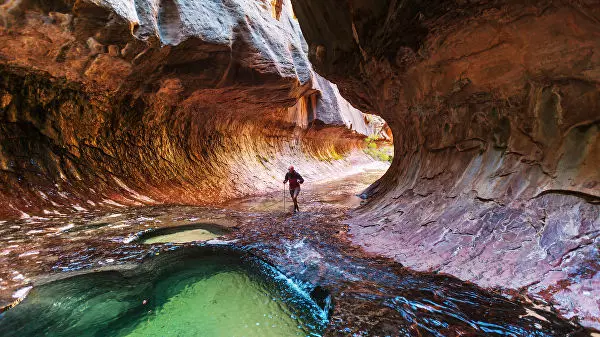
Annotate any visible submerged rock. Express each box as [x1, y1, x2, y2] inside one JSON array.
[[138, 223, 230, 244]]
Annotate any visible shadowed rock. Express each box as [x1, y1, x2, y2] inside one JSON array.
[[291, 0, 600, 329]]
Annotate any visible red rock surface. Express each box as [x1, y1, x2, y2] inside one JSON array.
[[0, 0, 385, 218], [2, 0, 598, 331], [0, 167, 587, 336], [291, 0, 600, 329]]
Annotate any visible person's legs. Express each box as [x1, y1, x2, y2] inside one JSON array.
[[291, 187, 300, 211], [289, 189, 296, 211], [289, 188, 299, 211]]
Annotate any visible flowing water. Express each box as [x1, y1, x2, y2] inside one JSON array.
[[0, 248, 326, 337]]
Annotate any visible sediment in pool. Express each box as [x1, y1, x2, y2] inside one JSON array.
[[0, 246, 327, 337], [138, 223, 231, 244]]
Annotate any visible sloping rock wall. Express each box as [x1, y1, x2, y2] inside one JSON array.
[[291, 0, 600, 329], [0, 0, 379, 218]]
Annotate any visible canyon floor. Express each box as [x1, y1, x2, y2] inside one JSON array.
[[0, 163, 595, 336]]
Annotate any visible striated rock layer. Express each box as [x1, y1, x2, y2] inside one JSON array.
[[291, 0, 600, 329], [0, 0, 382, 218]]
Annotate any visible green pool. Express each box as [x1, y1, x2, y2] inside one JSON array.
[[0, 248, 326, 337], [139, 224, 230, 244]]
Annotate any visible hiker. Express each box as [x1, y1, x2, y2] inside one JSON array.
[[283, 165, 304, 212]]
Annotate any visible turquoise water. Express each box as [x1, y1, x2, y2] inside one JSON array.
[[0, 250, 326, 337]]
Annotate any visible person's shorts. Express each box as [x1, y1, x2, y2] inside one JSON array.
[[289, 187, 300, 198]]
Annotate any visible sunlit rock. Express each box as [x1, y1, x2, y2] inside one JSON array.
[[0, 0, 388, 218]]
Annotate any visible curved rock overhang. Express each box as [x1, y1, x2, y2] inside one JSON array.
[[291, 0, 600, 329], [0, 0, 388, 218]]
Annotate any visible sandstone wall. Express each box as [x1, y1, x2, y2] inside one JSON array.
[[0, 0, 379, 218], [291, 0, 600, 329]]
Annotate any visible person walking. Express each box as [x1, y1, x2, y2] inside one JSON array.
[[283, 165, 304, 212]]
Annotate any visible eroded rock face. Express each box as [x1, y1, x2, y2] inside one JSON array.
[[0, 0, 381, 218], [291, 0, 600, 329]]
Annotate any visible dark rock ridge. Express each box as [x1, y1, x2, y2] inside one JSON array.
[[291, 0, 600, 329], [0, 0, 383, 219]]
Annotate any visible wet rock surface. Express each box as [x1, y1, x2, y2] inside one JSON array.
[[1, 0, 598, 333], [291, 0, 600, 328], [0, 167, 594, 336]]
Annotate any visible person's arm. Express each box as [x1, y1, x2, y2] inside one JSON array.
[[283, 172, 289, 184], [297, 172, 304, 184]]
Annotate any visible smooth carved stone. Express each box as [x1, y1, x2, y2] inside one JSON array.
[[0, 0, 385, 220], [292, 0, 600, 330]]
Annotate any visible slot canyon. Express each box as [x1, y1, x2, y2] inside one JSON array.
[[0, 0, 598, 336]]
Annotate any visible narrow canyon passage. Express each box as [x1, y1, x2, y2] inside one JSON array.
[[0, 0, 599, 335], [0, 166, 591, 336]]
